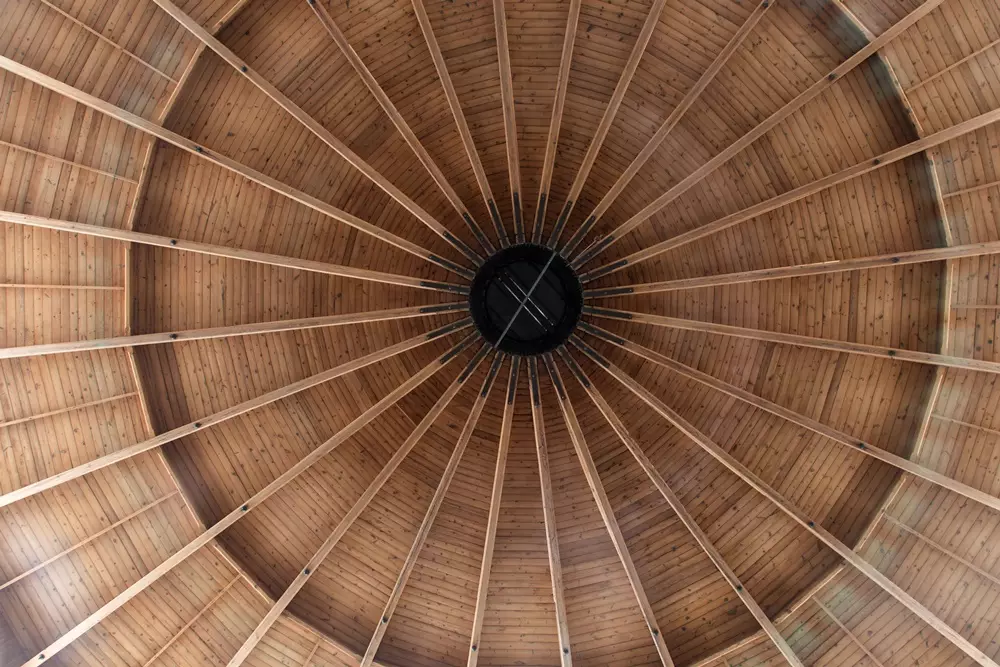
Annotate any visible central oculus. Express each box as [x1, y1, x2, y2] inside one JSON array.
[[469, 243, 583, 356]]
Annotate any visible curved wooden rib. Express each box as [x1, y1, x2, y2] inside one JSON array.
[[18, 333, 479, 667], [0, 304, 466, 359], [308, 0, 491, 261], [555, 348, 803, 667], [532, 0, 582, 245], [570, 337, 1000, 667], [361, 351, 503, 667], [411, 0, 508, 248], [493, 0, 523, 243], [569, 0, 948, 269], [584, 306, 1000, 375], [543, 354, 675, 666], [580, 104, 1000, 281], [583, 240, 1000, 297], [546, 0, 667, 249], [149, 0, 477, 272], [467, 356, 519, 666], [559, 0, 771, 258], [528, 357, 573, 666], [225, 347, 495, 667], [0, 56, 469, 279], [0, 212, 467, 294], [580, 322, 1000, 513], [0, 319, 472, 511]]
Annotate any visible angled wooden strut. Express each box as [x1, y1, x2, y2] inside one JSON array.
[[361, 351, 504, 666], [569, 0, 948, 269], [150, 0, 480, 271], [225, 346, 496, 667], [543, 354, 675, 666], [555, 347, 803, 666], [528, 357, 573, 666], [19, 332, 480, 666], [0, 211, 468, 295], [532, 0, 582, 245], [0, 318, 472, 510], [560, 0, 772, 258], [0, 56, 471, 280], [570, 335, 1000, 667], [467, 356, 520, 666], [308, 0, 492, 260]]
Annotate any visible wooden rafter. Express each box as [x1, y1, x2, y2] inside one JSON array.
[[528, 357, 573, 666], [0, 304, 466, 359], [546, 0, 667, 249], [583, 306, 1000, 375], [532, 0, 582, 245], [19, 333, 479, 666], [0, 393, 137, 429], [560, 0, 771, 258], [493, 0, 524, 243], [555, 347, 803, 666], [308, 0, 492, 259], [0, 319, 472, 510], [580, 104, 1000, 281], [583, 239, 1000, 297], [569, 336, 1000, 667], [225, 347, 495, 667], [0, 211, 467, 294], [411, 0, 509, 248], [150, 0, 480, 269], [467, 356, 519, 666], [811, 598, 886, 667], [361, 351, 504, 666], [569, 0, 949, 269], [543, 354, 675, 666], [0, 56, 471, 279]]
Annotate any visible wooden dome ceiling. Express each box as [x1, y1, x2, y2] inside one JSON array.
[[1, 0, 1000, 665]]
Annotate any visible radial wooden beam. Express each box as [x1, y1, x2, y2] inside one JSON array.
[[0, 319, 471, 511], [411, 0, 509, 248], [579, 321, 1000, 512], [555, 347, 804, 666], [361, 351, 504, 667], [560, 0, 770, 258], [569, 0, 948, 269], [492, 0, 524, 243], [0, 56, 471, 279], [528, 357, 573, 666], [532, 0, 582, 245], [149, 0, 479, 270], [583, 239, 1000, 297], [466, 356, 519, 666], [580, 104, 1000, 280], [546, 0, 667, 249], [583, 306, 1000, 375], [0, 393, 137, 429], [569, 336, 1000, 667], [0, 211, 467, 294], [225, 346, 495, 667], [18, 333, 479, 666], [308, 0, 492, 260], [0, 303, 466, 359], [542, 354, 675, 666]]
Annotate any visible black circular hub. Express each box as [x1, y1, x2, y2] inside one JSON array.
[[469, 243, 583, 356]]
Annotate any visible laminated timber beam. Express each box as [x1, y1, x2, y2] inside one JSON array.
[[555, 347, 803, 666], [542, 354, 675, 666], [225, 347, 496, 667], [569, 0, 949, 269], [0, 319, 472, 510], [0, 56, 472, 279], [18, 333, 480, 666], [570, 336, 1000, 667], [467, 357, 520, 666], [360, 351, 504, 666], [492, 0, 524, 243]]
